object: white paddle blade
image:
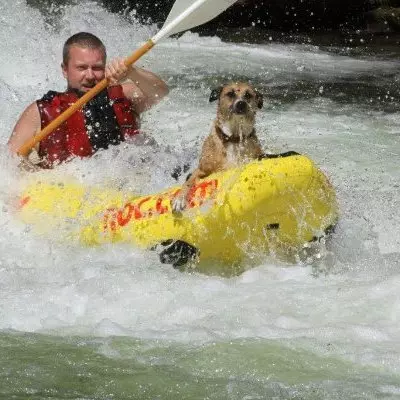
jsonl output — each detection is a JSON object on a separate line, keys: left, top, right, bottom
{"left": 158, "top": 0, "right": 238, "bottom": 39}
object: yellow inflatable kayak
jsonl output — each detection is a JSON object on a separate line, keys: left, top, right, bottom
{"left": 17, "top": 152, "right": 338, "bottom": 274}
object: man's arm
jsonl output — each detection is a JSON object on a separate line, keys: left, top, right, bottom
{"left": 8, "top": 102, "right": 41, "bottom": 154}
{"left": 123, "top": 66, "right": 169, "bottom": 114}
{"left": 105, "top": 59, "right": 169, "bottom": 114}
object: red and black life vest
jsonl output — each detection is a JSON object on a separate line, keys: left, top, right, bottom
{"left": 36, "top": 85, "right": 139, "bottom": 168}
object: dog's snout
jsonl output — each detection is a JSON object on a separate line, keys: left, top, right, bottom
{"left": 233, "top": 100, "right": 248, "bottom": 114}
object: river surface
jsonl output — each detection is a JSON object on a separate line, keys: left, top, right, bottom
{"left": 0, "top": 1, "right": 400, "bottom": 399}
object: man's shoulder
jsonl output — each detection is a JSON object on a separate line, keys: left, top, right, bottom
{"left": 23, "top": 101, "right": 41, "bottom": 116}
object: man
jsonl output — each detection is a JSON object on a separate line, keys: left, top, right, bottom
{"left": 8, "top": 32, "right": 169, "bottom": 168}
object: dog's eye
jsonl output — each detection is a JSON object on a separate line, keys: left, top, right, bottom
{"left": 226, "top": 91, "right": 236, "bottom": 98}
{"left": 244, "top": 91, "right": 253, "bottom": 100}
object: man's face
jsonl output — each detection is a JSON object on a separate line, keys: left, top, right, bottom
{"left": 62, "top": 45, "right": 106, "bottom": 92}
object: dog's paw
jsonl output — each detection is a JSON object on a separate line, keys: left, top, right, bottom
{"left": 171, "top": 163, "right": 191, "bottom": 181}
{"left": 171, "top": 193, "right": 187, "bottom": 214}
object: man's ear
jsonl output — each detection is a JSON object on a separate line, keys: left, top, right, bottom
{"left": 209, "top": 86, "right": 223, "bottom": 102}
{"left": 255, "top": 90, "right": 263, "bottom": 109}
{"left": 61, "top": 62, "right": 68, "bottom": 79}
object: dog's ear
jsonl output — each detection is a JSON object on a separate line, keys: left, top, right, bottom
{"left": 255, "top": 90, "right": 263, "bottom": 109}
{"left": 209, "top": 86, "right": 223, "bottom": 102}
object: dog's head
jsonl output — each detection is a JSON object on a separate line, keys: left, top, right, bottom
{"left": 209, "top": 82, "right": 263, "bottom": 118}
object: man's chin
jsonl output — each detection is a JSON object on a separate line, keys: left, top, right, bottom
{"left": 67, "top": 84, "right": 98, "bottom": 95}
{"left": 81, "top": 86, "right": 95, "bottom": 92}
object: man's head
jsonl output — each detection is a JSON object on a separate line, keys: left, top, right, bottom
{"left": 61, "top": 32, "right": 107, "bottom": 92}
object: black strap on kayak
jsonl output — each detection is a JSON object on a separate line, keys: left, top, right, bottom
{"left": 258, "top": 151, "right": 300, "bottom": 160}
{"left": 158, "top": 240, "right": 199, "bottom": 268}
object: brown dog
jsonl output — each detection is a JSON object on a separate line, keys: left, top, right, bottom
{"left": 172, "top": 82, "right": 264, "bottom": 213}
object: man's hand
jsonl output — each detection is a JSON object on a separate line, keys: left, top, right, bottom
{"left": 18, "top": 155, "right": 41, "bottom": 172}
{"left": 105, "top": 58, "right": 129, "bottom": 85}
{"left": 106, "top": 59, "right": 169, "bottom": 114}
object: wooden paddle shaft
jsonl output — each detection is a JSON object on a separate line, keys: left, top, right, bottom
{"left": 17, "top": 39, "right": 155, "bottom": 157}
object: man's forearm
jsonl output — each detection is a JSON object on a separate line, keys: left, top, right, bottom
{"left": 127, "top": 67, "right": 169, "bottom": 108}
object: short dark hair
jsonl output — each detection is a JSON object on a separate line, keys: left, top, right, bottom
{"left": 62, "top": 32, "right": 106, "bottom": 65}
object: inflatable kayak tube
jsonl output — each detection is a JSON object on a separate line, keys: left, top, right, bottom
{"left": 17, "top": 152, "right": 339, "bottom": 274}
